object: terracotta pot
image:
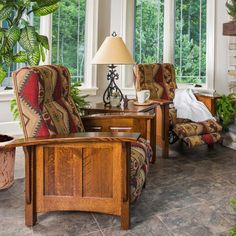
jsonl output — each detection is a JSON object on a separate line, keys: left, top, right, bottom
{"left": 0, "top": 134, "right": 15, "bottom": 190}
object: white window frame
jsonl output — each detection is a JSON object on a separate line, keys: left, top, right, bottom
{"left": 40, "top": 0, "right": 99, "bottom": 95}
{"left": 118, "top": 0, "right": 216, "bottom": 95}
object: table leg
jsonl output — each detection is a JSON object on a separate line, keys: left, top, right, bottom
{"left": 155, "top": 105, "right": 169, "bottom": 158}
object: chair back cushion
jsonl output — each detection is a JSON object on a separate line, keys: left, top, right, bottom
{"left": 133, "top": 63, "right": 177, "bottom": 100}
{"left": 13, "top": 65, "right": 84, "bottom": 138}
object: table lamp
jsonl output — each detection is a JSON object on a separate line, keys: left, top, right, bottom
{"left": 92, "top": 32, "right": 135, "bottom": 106}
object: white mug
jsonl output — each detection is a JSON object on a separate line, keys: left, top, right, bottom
{"left": 137, "top": 90, "right": 150, "bottom": 103}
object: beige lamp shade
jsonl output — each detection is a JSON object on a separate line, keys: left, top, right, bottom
{"left": 92, "top": 35, "right": 135, "bottom": 65}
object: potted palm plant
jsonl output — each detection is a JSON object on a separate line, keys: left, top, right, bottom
{"left": 0, "top": 0, "right": 60, "bottom": 189}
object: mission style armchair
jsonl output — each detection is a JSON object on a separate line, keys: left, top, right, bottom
{"left": 133, "top": 63, "right": 222, "bottom": 148}
{"left": 7, "top": 65, "right": 153, "bottom": 230}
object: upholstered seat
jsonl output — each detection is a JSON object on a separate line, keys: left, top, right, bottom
{"left": 13, "top": 65, "right": 151, "bottom": 203}
{"left": 134, "top": 63, "right": 222, "bottom": 148}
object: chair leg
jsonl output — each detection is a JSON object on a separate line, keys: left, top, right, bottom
{"left": 121, "top": 201, "right": 130, "bottom": 230}
{"left": 24, "top": 147, "right": 37, "bottom": 227}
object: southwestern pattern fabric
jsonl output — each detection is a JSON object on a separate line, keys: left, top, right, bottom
{"left": 133, "top": 63, "right": 177, "bottom": 100}
{"left": 13, "top": 65, "right": 84, "bottom": 138}
{"left": 183, "top": 133, "right": 222, "bottom": 148}
{"left": 130, "top": 138, "right": 152, "bottom": 202}
{"left": 174, "top": 119, "right": 222, "bottom": 139}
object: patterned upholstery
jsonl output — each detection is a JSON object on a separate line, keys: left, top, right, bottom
{"left": 131, "top": 138, "right": 152, "bottom": 202}
{"left": 134, "top": 63, "right": 222, "bottom": 147}
{"left": 13, "top": 65, "right": 151, "bottom": 203}
{"left": 133, "top": 63, "right": 177, "bottom": 100}
{"left": 183, "top": 133, "right": 222, "bottom": 148}
{"left": 13, "top": 65, "right": 84, "bottom": 138}
{"left": 174, "top": 120, "right": 222, "bottom": 139}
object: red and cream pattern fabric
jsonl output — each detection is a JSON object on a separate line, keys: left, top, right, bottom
{"left": 133, "top": 63, "right": 177, "bottom": 100}
{"left": 13, "top": 65, "right": 84, "bottom": 138}
{"left": 174, "top": 119, "right": 222, "bottom": 139}
{"left": 183, "top": 133, "right": 222, "bottom": 148}
{"left": 131, "top": 138, "right": 152, "bottom": 202}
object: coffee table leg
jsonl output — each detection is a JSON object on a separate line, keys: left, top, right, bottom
{"left": 155, "top": 105, "right": 169, "bottom": 158}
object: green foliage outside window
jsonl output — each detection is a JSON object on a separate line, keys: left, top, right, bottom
{"left": 135, "top": 0, "right": 207, "bottom": 84}
{"left": 52, "top": 0, "right": 86, "bottom": 83}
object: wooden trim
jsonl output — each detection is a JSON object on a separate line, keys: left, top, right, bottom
{"left": 5, "top": 132, "right": 140, "bottom": 148}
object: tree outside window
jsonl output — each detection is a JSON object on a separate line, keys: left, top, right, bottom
{"left": 134, "top": 0, "right": 207, "bottom": 85}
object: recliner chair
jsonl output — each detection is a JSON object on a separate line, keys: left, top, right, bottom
{"left": 11, "top": 64, "right": 152, "bottom": 229}
{"left": 133, "top": 63, "right": 222, "bottom": 148}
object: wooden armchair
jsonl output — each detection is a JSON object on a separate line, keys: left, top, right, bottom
{"left": 133, "top": 63, "right": 222, "bottom": 148}
{"left": 7, "top": 65, "right": 153, "bottom": 230}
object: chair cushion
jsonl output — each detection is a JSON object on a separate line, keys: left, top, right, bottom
{"left": 183, "top": 132, "right": 222, "bottom": 148}
{"left": 133, "top": 63, "right": 177, "bottom": 100}
{"left": 130, "top": 138, "right": 152, "bottom": 202}
{"left": 13, "top": 65, "right": 84, "bottom": 138}
{"left": 174, "top": 119, "right": 222, "bottom": 139}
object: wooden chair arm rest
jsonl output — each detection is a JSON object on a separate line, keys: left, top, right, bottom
{"left": 5, "top": 132, "right": 141, "bottom": 148}
{"left": 82, "top": 112, "right": 155, "bottom": 120}
{"left": 151, "top": 99, "right": 173, "bottom": 106}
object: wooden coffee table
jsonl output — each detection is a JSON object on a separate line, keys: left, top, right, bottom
{"left": 83, "top": 99, "right": 172, "bottom": 161}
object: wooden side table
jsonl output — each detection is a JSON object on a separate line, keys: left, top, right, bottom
{"left": 83, "top": 99, "right": 172, "bottom": 161}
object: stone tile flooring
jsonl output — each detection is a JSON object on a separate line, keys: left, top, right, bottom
{"left": 0, "top": 144, "right": 235, "bottom": 236}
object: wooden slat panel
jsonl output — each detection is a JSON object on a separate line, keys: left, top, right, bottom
{"left": 44, "top": 147, "right": 55, "bottom": 195}
{"left": 83, "top": 147, "right": 113, "bottom": 198}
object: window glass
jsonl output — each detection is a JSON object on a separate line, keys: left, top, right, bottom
{"left": 134, "top": 0, "right": 164, "bottom": 64}
{"left": 52, "top": 0, "right": 86, "bottom": 83}
{"left": 175, "top": 0, "right": 207, "bottom": 84}
{"left": 134, "top": 0, "right": 207, "bottom": 85}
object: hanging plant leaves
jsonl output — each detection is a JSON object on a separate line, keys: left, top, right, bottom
{"left": 0, "top": 5, "right": 14, "bottom": 21}
{"left": 27, "top": 46, "right": 40, "bottom": 65}
{"left": 0, "top": 65, "right": 6, "bottom": 85}
{"left": 36, "top": 0, "right": 60, "bottom": 7}
{"left": 13, "top": 51, "right": 28, "bottom": 63}
{"left": 19, "top": 26, "right": 37, "bottom": 52}
{"left": 3, "top": 51, "right": 13, "bottom": 67}
{"left": 5, "top": 26, "right": 21, "bottom": 48}
{"left": 33, "top": 3, "right": 59, "bottom": 16}
{"left": 37, "top": 34, "right": 49, "bottom": 50}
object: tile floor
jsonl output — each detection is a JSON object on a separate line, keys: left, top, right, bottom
{"left": 0, "top": 144, "right": 236, "bottom": 236}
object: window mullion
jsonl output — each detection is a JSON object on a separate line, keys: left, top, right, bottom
{"left": 163, "top": 0, "right": 175, "bottom": 63}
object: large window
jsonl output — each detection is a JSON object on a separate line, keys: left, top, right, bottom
{"left": 134, "top": 0, "right": 208, "bottom": 85}
{"left": 175, "top": 0, "right": 206, "bottom": 84}
{"left": 135, "top": 0, "right": 164, "bottom": 64}
{"left": 52, "top": 0, "right": 86, "bottom": 83}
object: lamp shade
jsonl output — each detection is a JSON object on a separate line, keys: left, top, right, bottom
{"left": 92, "top": 35, "right": 135, "bottom": 65}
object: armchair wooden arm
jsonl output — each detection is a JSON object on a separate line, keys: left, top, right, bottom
{"left": 5, "top": 132, "right": 141, "bottom": 148}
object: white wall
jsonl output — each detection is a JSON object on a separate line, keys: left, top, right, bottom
{"left": 215, "top": 0, "right": 230, "bottom": 94}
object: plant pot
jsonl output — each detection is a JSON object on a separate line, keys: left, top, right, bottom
{"left": 223, "top": 21, "right": 236, "bottom": 36}
{"left": 0, "top": 134, "right": 15, "bottom": 190}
